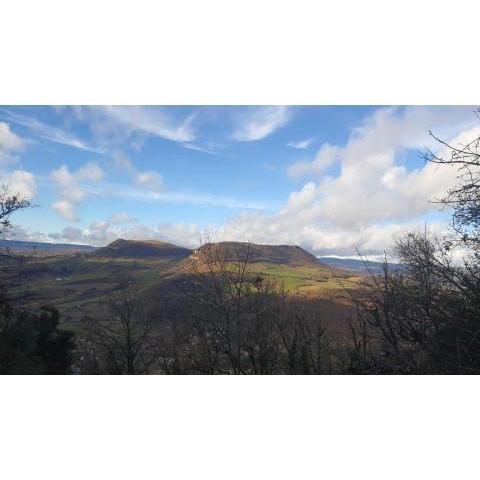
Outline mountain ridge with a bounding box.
[3,239,368,272]
[93,238,193,258]
[0,239,96,253]
[189,241,325,267]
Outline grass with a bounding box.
[248,262,363,293]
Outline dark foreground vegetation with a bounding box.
[1,122,480,374]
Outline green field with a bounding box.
[248,262,363,292]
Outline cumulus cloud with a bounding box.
[231,106,290,141]
[211,214,451,258]
[50,162,104,222]
[44,216,202,248]
[0,122,25,166]
[51,200,77,222]
[283,107,478,231]
[0,122,24,151]
[5,224,50,243]
[287,144,339,177]
[3,170,37,199]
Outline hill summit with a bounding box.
[190,241,322,267]
[94,239,192,259]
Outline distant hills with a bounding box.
[0,239,96,254]
[319,256,401,273]
[2,238,394,273]
[191,241,323,267]
[94,239,192,259]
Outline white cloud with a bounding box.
[231,106,290,141]
[0,122,25,166]
[287,143,339,177]
[213,216,451,258]
[5,224,51,243]
[63,106,197,147]
[283,107,478,230]
[3,170,37,200]
[52,200,77,222]
[43,216,202,248]
[104,106,196,142]
[0,122,24,151]
[0,108,105,154]
[50,162,104,222]
[135,171,163,193]
[182,142,221,155]
[112,151,164,194]
[287,137,314,149]
[76,162,104,182]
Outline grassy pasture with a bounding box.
[248,262,363,293]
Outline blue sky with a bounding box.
[1,105,478,257]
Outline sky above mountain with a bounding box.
[1,105,478,258]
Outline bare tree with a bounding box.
[424,115,480,252]
[0,184,32,236]
[81,282,159,374]
[345,229,480,374]
[178,239,332,374]
[183,240,254,373]
[275,293,330,374]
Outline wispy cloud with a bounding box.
[182,142,220,155]
[0,108,106,154]
[287,137,314,149]
[231,106,290,141]
[87,181,268,211]
[112,151,164,193]
[69,106,197,145]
